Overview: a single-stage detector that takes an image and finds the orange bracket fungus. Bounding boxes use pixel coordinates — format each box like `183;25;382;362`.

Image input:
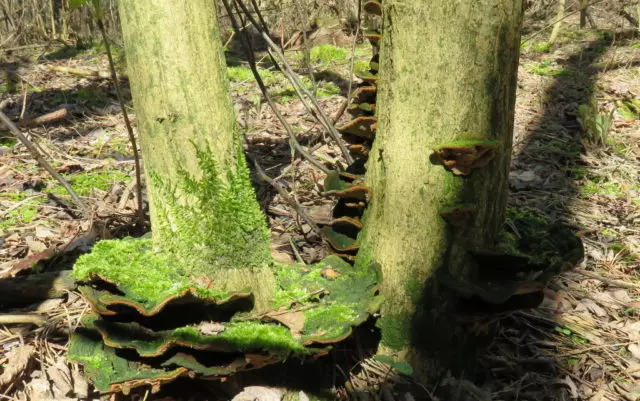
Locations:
363;1;382;16
337;116;377;140
430;140;500;176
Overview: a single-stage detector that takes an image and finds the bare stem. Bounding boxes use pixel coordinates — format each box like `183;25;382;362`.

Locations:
252;158;322;237
223;0;331;175
0;101;86;212
333;0;362;124
95;15;145;227
235;0;354;165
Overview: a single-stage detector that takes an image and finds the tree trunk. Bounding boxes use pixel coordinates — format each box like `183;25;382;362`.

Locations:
117;0;275;309
355;0;523;377
580;0;588;29
549;0;565;45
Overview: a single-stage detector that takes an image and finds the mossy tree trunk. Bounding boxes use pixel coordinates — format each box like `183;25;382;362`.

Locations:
118;0;275;309
355;0;524;376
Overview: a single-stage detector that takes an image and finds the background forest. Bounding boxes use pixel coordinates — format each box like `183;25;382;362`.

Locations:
0;0;639;400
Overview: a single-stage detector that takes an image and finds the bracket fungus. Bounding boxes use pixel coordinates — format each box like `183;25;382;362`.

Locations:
70;251;383;393
430;140;500;176
436;213;584;315
353;86;378;104
439;204;477;227
363;1;382;16
337;116;377;140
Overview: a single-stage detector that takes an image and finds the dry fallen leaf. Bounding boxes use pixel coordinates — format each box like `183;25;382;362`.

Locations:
0;345;35;388
266;311;305;339
47;360;72;398
198;322;226;336
322;268;341;280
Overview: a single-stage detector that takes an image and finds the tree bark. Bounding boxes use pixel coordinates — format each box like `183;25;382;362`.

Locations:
355;0;523;377
117;0;275;309
549;0;565;45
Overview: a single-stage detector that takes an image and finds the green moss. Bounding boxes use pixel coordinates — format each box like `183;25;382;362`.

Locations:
74;254;382;359
533;42;553;53
377;313;411;350
273;77;340;102
528;60;569;76
403;279;422;302
498;207;583;271
617;98;640;121
580;180;626;199
93;316;308;358
434;139;500;149
68;327;186;393
353;60;370;74
73;236;234;312
0;193;47;231
0;130;17;146
310;44;348;66
226;66;277;85
47;170;129;196
151;142;272;274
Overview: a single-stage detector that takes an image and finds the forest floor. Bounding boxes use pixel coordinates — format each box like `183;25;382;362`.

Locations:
0;9;639;401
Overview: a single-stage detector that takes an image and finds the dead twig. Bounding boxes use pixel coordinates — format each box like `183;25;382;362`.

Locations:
222;0;331;174
0;101;86;212
574;269;640;290
235;0;354;165
333;0;362;125
252;158;321;237
18;108;68;128
0;314;46;326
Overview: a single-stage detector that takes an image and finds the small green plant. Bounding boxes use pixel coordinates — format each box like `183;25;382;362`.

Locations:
0;193;47;231
529;59;568;76
616;98;640;121
0;130;17;146
310;44;348;66
373;355;414;376
554;326;589;344
534;42;553;53
577;101;613;145
227;66;278;86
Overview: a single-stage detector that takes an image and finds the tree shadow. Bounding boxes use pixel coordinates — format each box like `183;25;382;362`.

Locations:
464;31;629;401
393;28;635;401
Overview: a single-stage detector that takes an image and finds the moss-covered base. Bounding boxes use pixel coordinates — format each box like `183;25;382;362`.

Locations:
70;238;382;393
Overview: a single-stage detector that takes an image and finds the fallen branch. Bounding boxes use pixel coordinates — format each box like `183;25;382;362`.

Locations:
0;270;76;308
0;100;86;212
575;269;640;290
18;107;69;128
0;313;46;326
47;65;111;79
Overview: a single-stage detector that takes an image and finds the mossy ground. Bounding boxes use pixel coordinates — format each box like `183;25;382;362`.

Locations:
47;170;130;197
309;44;348;66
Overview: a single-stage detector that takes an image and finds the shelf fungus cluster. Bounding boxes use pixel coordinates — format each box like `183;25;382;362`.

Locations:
430;140;500;176
337;0;381;161
437;206;585;315
321;0;382;263
69;238;383;394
